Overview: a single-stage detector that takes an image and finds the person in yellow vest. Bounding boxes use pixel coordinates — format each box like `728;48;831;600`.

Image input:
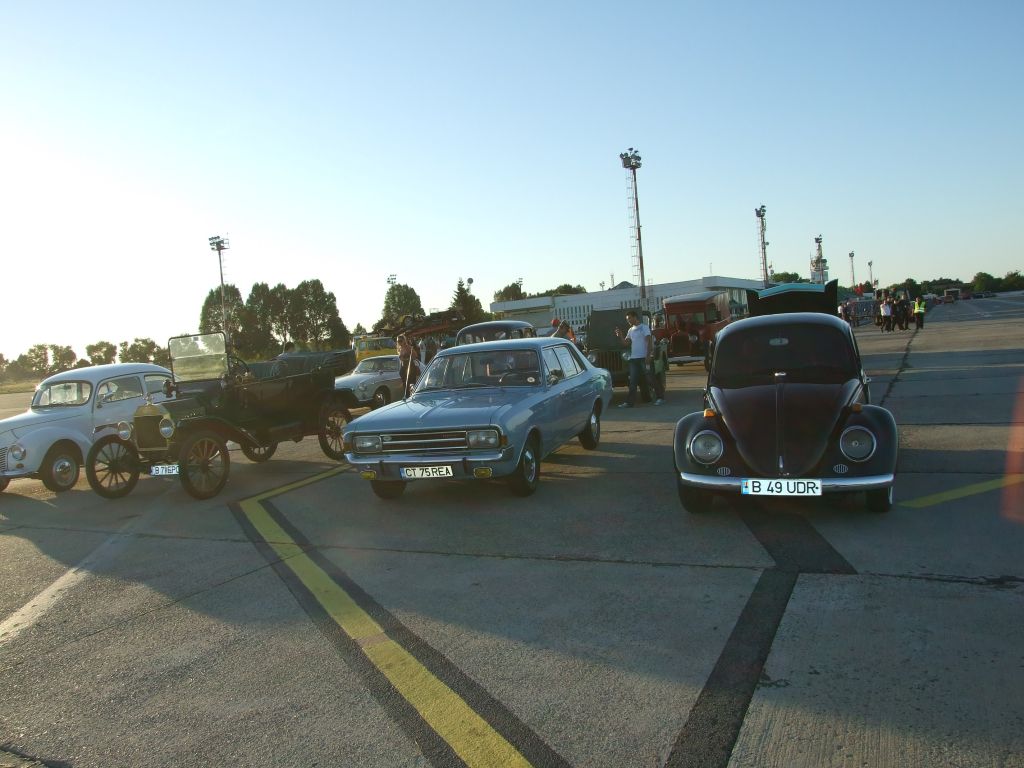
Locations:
914;296;926;329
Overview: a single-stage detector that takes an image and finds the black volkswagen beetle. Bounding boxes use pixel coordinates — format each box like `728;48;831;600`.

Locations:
673;284;897;513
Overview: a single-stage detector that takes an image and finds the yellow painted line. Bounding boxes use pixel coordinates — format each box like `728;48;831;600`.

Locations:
239;479;532;768
900;474;1024;508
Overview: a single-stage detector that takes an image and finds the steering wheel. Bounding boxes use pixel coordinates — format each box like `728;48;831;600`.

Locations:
497;372;521;385
228;355;251;377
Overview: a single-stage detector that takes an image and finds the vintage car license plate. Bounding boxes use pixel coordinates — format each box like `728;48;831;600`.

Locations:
401;465;453;479
151;464;179;476
741;478;821;496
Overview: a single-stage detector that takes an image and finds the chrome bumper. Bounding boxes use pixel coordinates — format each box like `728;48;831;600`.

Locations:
679;472;895;493
344;446;518;479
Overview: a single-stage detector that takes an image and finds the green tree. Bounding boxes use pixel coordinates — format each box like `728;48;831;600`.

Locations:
769;271;807;284
353;323;367;336
6;356;32;381
86;341;117;366
119;338;169;366
971;272;997;293
26;344;50;375
450;279;487;324
380;283;425;329
198;284;245;346
0;353;7;379
897;277;921;298
494;282;525;302
48;345;77;374
236;282;278;358
268;283;293;343
289;279;348;349
1002;270;1024;291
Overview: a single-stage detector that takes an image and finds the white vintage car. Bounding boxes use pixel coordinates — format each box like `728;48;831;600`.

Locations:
0;363;171;493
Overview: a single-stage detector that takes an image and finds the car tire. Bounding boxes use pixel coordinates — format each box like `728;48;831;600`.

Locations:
865;486;893;513
241;442;277;463
372;388;391;409
508;435;540;497
677;476;714;513
370;479;406;499
178;430;230;500
578;404;601;449
318;400;351;461
86;435;141;499
40;442;81;492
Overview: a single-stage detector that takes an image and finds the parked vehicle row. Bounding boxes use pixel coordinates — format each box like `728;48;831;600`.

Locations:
2;294;899;513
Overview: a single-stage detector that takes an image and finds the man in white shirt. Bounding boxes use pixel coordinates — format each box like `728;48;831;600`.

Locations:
614;310;661;407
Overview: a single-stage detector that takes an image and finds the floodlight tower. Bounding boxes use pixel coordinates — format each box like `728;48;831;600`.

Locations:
811;234;829;284
208;235;230;344
755;205;769;288
619;148;646;300
868;260;874;291
849;251;856;289
387;274;397;286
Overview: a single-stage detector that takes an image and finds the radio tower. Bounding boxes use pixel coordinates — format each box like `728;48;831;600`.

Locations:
620;148;646;302
755;205;769;287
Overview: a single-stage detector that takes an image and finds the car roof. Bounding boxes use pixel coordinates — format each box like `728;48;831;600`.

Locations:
457;320;535;333
717;311;852;342
436;336;573;355
357;354;400;362
39;363;171;386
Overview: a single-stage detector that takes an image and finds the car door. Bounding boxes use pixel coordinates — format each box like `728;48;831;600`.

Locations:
553;344;592;434
540;347;575;447
92;374;149;436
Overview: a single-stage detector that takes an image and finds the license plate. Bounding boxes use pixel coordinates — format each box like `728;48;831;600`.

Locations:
401;465;453;479
151;464;179;476
741;478;821;496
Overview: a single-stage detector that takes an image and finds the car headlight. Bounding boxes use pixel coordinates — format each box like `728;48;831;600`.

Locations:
689;334;699;344
159;417;175;439
689;430;724;465
840;426;875;462
354;435;382;453
117;421;133;440
9;442;26;461
467;429;500;449
587;352;598;364
621;351;629;361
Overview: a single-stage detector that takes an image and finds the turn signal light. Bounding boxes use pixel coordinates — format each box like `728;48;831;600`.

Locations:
473;467;493;478
851;403;863;413
703;408;716;418
360;470;377;480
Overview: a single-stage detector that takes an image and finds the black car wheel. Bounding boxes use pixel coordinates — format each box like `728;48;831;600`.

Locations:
40;442;81;492
677;476;713;513
318;401;351;461
86;435;140;499
370;479;406;499
578;404;601;450
866;486;893;513
372;387;391;409
178;430;230;500
508;435;540;497
241;442;278;463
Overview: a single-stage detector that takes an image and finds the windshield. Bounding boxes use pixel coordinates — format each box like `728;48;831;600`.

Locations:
354;357;400;374
712;324;858;385
356;337;396;352
414;349;542;392
32;380;92;407
168;333;229;382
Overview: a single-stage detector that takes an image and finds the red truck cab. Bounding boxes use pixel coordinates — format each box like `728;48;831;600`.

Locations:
658;291;733;370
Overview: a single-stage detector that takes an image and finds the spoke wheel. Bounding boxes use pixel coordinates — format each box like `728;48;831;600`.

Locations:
241;442;277;463
86;435;140;499
178;430;230;500
318;402;351;461
508;435;540;497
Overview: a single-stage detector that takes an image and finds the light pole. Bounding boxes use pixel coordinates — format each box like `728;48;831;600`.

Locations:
755;205;768;288
868;260;874;292
208;235;230;345
849;251;856;289
619;148;646;300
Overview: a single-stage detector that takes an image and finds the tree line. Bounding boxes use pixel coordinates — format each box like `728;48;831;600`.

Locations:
769;270;1024;299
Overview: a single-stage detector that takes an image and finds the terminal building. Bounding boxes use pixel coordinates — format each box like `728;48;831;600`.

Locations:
489;275;768;333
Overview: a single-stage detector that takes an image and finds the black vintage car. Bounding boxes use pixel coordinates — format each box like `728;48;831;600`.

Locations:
85;333;353;500
673;282;897;513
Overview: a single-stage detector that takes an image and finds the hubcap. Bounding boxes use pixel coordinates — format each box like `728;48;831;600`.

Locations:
53;457;76;487
523;447;537;482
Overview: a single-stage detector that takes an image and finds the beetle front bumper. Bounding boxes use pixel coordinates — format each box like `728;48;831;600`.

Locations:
679;472;895;493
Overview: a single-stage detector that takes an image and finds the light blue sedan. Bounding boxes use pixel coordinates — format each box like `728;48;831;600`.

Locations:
342;337;612;499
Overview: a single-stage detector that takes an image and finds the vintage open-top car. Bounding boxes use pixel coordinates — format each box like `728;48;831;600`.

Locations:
343;337;612;499
85;332;352;500
674;283;897;513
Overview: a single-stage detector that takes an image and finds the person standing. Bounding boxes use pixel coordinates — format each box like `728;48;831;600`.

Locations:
396;334;421;396
614;310;660;407
880;297;893;332
914;296;926;329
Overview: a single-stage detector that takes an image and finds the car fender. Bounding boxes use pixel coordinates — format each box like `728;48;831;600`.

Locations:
333;387;361;409
12;424;93;473
177;416;257;447
673;411;717;471
841;404;898;473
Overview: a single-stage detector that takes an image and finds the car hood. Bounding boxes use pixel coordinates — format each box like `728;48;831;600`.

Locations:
710;379;858;476
0;407;83;440
335;372;382;389
347;389;529;432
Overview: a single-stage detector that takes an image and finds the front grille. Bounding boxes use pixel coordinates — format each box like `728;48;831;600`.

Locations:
134;415;167;451
593;351;624;372
0;446;7;472
379;430;469;454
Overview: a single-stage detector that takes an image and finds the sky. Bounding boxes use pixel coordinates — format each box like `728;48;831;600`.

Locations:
2;1;1021;361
